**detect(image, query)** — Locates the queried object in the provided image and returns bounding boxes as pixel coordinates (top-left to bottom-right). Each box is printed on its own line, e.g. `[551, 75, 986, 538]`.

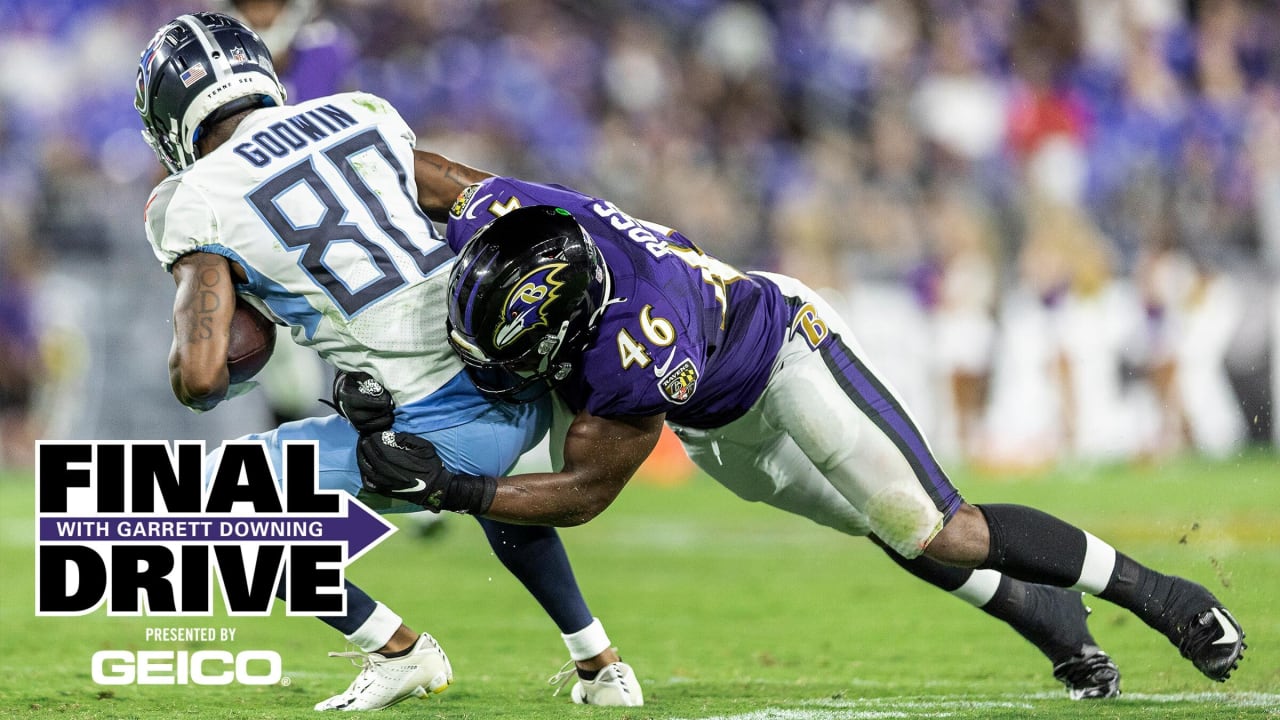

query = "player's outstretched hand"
[357, 431, 498, 515]
[332, 371, 396, 433]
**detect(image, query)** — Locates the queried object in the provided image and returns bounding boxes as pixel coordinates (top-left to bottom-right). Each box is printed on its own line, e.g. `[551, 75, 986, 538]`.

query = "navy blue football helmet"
[447, 205, 609, 401]
[135, 12, 285, 173]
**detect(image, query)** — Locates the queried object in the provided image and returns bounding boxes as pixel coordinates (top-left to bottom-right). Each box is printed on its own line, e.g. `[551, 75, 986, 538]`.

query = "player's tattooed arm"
[486, 411, 666, 526]
[168, 252, 236, 411]
[412, 150, 493, 221]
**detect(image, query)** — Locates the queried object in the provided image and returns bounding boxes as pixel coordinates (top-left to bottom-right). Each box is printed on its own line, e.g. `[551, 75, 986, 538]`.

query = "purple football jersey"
[446, 177, 789, 427]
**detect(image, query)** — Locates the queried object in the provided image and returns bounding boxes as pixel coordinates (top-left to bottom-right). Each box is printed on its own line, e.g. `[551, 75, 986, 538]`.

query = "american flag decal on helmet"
[180, 62, 207, 87]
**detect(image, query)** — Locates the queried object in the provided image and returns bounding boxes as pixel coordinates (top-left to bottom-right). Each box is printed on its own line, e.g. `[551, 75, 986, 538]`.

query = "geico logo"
[91, 650, 282, 685]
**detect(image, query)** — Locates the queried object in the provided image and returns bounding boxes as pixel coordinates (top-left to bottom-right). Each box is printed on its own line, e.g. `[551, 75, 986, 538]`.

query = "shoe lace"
[547, 659, 577, 697]
[328, 648, 379, 683]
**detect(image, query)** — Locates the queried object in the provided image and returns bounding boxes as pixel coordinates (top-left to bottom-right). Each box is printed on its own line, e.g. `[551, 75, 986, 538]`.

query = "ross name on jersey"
[232, 104, 359, 168]
[590, 200, 674, 260]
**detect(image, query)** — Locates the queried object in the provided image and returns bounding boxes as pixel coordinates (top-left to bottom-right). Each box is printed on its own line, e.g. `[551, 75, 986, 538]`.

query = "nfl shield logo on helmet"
[658, 358, 699, 404]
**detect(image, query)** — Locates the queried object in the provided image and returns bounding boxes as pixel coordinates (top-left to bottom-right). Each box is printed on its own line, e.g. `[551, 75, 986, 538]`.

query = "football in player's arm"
[352, 159, 1247, 699]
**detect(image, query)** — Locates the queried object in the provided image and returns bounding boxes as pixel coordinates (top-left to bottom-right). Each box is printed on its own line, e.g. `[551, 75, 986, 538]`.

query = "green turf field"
[1, 453, 1277, 719]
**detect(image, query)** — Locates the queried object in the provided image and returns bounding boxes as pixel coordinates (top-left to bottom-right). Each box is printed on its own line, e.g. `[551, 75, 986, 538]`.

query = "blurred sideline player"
[357, 166, 1247, 697]
[136, 13, 640, 710]
[219, 0, 356, 102]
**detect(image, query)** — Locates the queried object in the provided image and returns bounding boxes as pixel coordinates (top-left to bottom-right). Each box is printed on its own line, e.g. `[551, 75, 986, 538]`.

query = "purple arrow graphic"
[341, 497, 397, 561]
[38, 497, 396, 562]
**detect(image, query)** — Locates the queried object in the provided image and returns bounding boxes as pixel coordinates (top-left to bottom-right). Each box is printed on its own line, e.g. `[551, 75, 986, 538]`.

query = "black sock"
[379, 643, 416, 659]
[982, 576, 1094, 665]
[576, 667, 600, 681]
[978, 504, 1213, 643]
[878, 538, 1091, 665]
[1098, 552, 1214, 640]
[977, 504, 1088, 587]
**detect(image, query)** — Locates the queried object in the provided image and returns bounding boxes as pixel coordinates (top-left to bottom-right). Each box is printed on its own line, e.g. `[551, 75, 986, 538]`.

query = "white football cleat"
[549, 660, 644, 706]
[314, 633, 453, 711]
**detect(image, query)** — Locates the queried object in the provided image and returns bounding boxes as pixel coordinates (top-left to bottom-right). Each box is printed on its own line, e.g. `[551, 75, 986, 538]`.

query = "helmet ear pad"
[135, 12, 286, 173]
[446, 205, 608, 401]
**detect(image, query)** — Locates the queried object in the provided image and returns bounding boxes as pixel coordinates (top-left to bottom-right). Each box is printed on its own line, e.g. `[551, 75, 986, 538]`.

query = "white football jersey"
[144, 92, 460, 406]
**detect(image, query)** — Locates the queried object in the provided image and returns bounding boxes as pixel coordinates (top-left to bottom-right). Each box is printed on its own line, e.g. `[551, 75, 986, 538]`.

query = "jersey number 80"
[247, 129, 450, 316]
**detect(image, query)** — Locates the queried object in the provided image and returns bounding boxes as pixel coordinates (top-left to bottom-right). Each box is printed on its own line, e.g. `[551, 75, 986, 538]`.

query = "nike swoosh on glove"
[356, 431, 450, 508]
[356, 431, 498, 515]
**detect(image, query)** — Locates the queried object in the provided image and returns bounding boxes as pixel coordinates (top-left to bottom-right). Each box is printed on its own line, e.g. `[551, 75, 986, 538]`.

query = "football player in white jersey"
[136, 13, 641, 711]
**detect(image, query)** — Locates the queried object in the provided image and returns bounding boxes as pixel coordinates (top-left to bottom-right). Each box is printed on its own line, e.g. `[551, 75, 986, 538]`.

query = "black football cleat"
[1178, 607, 1246, 681]
[1052, 644, 1121, 700]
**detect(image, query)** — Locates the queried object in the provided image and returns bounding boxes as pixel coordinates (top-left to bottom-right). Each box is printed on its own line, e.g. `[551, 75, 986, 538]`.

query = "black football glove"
[356, 430, 497, 515]
[330, 371, 396, 433]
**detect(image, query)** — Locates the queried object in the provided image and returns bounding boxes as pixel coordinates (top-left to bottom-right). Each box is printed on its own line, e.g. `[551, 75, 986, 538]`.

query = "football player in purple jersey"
[353, 155, 1247, 699]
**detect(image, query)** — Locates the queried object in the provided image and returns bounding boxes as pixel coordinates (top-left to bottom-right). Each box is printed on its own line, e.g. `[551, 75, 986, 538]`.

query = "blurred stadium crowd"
[1, 0, 1278, 470]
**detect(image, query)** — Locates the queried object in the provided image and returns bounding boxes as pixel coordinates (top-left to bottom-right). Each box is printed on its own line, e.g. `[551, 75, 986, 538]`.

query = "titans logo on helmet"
[493, 262, 569, 349]
[136, 32, 165, 114]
